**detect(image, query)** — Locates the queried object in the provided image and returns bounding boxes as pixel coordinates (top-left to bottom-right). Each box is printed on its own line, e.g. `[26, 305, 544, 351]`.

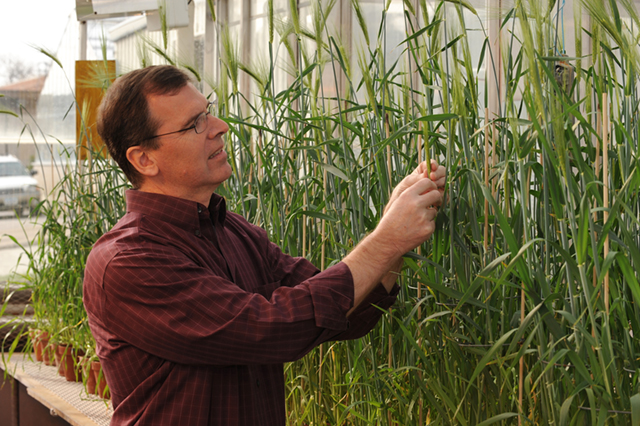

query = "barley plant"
[214, 0, 640, 424]
[1, 62, 126, 365]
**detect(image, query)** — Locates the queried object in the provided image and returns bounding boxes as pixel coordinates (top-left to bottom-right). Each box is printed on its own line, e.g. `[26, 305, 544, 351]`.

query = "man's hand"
[374, 177, 442, 257]
[377, 160, 446, 291]
[344, 165, 445, 312]
[384, 160, 446, 215]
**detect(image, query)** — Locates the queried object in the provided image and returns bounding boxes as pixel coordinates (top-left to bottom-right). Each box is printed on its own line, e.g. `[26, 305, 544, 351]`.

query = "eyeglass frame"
[142, 101, 216, 141]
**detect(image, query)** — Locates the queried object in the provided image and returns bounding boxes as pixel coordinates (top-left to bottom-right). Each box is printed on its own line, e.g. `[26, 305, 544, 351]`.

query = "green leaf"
[0, 109, 18, 117]
[575, 196, 590, 265]
[566, 352, 595, 385]
[415, 113, 458, 122]
[443, 0, 477, 16]
[617, 253, 640, 308]
[301, 210, 338, 222]
[631, 393, 640, 426]
[399, 19, 442, 45]
[454, 329, 518, 420]
[321, 163, 350, 182]
[559, 395, 575, 426]
[475, 413, 518, 426]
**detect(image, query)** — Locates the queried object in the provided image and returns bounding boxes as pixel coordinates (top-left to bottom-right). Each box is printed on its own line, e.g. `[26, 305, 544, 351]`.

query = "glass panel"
[194, 0, 206, 36]
[249, 16, 266, 103]
[248, 15, 286, 94]
[251, 0, 267, 15]
[252, 0, 290, 16]
[298, 5, 337, 100]
[228, 24, 242, 52]
[277, 0, 291, 12]
[352, 0, 405, 65]
[229, 0, 242, 23]
[250, 16, 268, 64]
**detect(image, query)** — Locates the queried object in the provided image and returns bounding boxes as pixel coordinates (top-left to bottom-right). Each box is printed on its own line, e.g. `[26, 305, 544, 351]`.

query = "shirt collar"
[125, 190, 227, 228]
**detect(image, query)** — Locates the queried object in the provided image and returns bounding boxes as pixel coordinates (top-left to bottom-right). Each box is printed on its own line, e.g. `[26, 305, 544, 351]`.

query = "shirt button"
[195, 229, 202, 237]
[198, 207, 202, 214]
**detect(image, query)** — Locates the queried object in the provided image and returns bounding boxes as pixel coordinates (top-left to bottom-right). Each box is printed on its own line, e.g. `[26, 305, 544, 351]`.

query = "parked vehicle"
[0, 155, 41, 217]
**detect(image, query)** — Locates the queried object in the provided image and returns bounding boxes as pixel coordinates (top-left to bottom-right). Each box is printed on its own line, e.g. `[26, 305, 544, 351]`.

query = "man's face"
[144, 83, 232, 204]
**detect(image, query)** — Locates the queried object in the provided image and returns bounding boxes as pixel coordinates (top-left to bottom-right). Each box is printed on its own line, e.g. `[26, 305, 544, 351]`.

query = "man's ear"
[126, 146, 159, 178]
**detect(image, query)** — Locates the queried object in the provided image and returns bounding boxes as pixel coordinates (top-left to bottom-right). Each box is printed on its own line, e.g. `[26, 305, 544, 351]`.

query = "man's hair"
[97, 65, 192, 188]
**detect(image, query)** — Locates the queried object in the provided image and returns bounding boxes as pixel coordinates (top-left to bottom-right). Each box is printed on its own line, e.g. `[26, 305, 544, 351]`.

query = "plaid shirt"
[83, 190, 398, 426]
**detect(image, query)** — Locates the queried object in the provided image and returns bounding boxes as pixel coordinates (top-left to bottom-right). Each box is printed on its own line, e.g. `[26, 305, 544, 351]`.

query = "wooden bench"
[0, 353, 112, 426]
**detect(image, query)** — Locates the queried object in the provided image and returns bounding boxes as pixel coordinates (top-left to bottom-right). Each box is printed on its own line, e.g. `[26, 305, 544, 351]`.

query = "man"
[83, 65, 445, 425]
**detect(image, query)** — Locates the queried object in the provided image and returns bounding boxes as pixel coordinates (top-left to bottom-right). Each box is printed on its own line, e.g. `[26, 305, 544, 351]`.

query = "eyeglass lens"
[194, 102, 214, 134]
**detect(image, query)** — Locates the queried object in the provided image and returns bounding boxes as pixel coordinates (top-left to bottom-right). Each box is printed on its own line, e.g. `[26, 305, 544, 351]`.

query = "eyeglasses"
[143, 101, 215, 141]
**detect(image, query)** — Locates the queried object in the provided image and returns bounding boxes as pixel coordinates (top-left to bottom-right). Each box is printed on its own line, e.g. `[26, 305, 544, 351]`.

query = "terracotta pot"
[58, 345, 84, 382]
[80, 357, 97, 395]
[40, 334, 53, 366]
[30, 330, 43, 362]
[91, 361, 110, 399]
[54, 344, 65, 376]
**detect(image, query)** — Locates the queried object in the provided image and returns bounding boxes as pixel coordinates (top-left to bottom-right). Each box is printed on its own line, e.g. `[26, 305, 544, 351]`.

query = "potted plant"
[79, 346, 97, 395]
[90, 357, 110, 399]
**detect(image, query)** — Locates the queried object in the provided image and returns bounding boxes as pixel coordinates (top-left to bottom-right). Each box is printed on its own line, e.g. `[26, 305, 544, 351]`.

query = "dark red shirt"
[83, 190, 398, 426]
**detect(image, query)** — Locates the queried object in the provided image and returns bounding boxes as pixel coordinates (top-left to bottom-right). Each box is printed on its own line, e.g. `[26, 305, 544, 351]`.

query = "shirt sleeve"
[261, 236, 399, 342]
[97, 245, 354, 367]
[335, 282, 399, 341]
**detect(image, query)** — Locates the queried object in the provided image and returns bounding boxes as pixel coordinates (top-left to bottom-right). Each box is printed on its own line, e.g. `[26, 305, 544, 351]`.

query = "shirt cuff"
[350, 282, 399, 317]
[369, 282, 400, 305]
[307, 262, 354, 331]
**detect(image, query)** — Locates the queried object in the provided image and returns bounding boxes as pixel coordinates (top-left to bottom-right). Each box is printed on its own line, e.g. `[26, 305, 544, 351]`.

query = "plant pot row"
[30, 330, 109, 399]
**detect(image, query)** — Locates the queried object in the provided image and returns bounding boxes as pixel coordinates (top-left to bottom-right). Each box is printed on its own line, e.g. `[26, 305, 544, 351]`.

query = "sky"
[0, 0, 76, 85]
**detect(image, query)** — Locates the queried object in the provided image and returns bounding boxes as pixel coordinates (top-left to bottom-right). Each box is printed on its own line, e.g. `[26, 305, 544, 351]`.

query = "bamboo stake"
[388, 315, 393, 371]
[417, 123, 423, 319]
[318, 163, 327, 410]
[592, 103, 601, 334]
[317, 115, 331, 407]
[603, 92, 610, 314]
[385, 112, 393, 425]
[417, 120, 425, 426]
[423, 115, 431, 168]
[417, 121, 422, 162]
[321, 179, 327, 273]
[248, 133, 254, 196]
[388, 316, 393, 426]
[491, 120, 497, 212]
[593, 106, 601, 297]
[256, 130, 263, 215]
[386, 113, 392, 197]
[519, 280, 525, 420]
[302, 193, 307, 258]
[302, 131, 308, 258]
[484, 108, 490, 254]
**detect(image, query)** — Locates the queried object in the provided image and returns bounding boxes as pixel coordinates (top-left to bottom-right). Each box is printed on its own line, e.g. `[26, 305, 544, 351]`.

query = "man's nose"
[207, 115, 229, 137]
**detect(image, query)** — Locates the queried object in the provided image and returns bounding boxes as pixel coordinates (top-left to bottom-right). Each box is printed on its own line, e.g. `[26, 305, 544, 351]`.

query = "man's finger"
[426, 206, 438, 221]
[421, 187, 443, 208]
[409, 177, 438, 198]
[430, 164, 446, 184]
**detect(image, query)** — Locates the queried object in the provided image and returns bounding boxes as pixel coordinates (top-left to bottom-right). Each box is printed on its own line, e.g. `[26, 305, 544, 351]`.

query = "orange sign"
[75, 60, 116, 160]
